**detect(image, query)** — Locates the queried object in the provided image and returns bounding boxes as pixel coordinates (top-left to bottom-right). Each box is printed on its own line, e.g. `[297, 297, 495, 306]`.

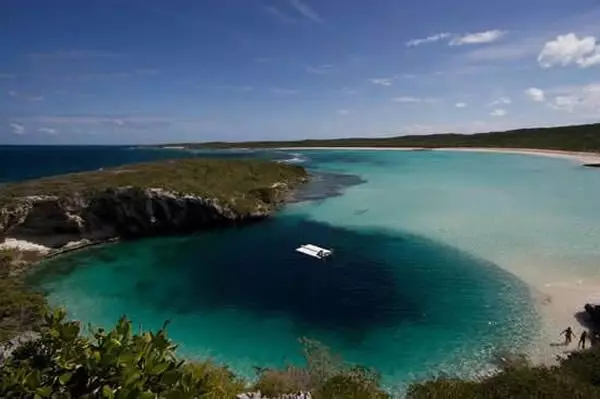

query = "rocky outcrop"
[0, 185, 296, 250]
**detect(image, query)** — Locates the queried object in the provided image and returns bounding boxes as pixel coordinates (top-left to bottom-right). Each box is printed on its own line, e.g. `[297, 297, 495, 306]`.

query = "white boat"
[296, 244, 333, 259]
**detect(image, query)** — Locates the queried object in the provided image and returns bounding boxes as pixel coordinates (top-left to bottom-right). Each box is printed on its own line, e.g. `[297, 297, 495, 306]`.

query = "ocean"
[4, 146, 600, 393]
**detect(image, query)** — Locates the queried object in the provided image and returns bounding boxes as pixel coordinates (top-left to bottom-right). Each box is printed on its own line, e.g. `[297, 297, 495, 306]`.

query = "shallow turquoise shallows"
[30, 150, 600, 392]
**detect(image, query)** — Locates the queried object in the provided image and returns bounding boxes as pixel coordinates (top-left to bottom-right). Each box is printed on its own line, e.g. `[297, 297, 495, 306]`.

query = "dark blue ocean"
[0, 145, 286, 183]
[7, 146, 600, 392]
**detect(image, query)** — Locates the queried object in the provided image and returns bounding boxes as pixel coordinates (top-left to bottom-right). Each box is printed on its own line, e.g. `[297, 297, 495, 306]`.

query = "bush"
[0, 309, 245, 398]
[253, 339, 389, 399]
[560, 344, 600, 387]
[407, 350, 600, 399]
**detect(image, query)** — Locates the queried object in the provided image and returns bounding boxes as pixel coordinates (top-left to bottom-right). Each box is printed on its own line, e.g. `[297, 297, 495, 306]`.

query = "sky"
[1, 0, 599, 145]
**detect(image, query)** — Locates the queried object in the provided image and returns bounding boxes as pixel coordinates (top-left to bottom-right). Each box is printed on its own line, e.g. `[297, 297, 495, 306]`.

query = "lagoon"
[24, 148, 600, 391]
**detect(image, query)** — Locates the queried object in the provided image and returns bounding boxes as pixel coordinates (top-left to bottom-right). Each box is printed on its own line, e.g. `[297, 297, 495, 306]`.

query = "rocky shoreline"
[0, 159, 307, 259]
[1, 187, 288, 252]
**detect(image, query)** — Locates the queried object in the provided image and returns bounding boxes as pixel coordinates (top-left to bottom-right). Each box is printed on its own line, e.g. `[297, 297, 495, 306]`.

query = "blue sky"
[1, 0, 599, 144]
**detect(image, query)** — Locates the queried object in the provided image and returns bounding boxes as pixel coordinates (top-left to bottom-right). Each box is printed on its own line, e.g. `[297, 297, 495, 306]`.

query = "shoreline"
[272, 146, 600, 164]
[275, 145, 600, 365]
[4, 148, 599, 371]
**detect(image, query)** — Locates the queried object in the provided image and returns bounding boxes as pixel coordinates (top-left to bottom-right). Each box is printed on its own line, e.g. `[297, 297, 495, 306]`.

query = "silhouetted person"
[561, 326, 574, 345]
[579, 330, 588, 349]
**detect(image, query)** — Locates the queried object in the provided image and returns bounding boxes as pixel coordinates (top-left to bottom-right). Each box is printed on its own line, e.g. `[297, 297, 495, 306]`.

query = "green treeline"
[177, 123, 600, 152]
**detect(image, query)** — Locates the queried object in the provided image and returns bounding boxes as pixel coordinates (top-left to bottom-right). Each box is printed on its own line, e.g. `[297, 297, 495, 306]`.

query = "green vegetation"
[0, 309, 246, 398]
[407, 353, 600, 398]
[172, 122, 600, 152]
[0, 249, 47, 342]
[0, 158, 307, 213]
[253, 338, 387, 398]
[1, 310, 388, 398]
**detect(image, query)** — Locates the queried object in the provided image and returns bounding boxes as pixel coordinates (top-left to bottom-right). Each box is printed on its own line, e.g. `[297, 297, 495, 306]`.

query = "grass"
[0, 158, 307, 213]
[167, 122, 600, 152]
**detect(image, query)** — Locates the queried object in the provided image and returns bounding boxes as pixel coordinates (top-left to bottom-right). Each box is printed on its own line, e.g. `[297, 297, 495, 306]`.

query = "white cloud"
[306, 64, 333, 74]
[450, 30, 506, 46]
[7, 90, 18, 97]
[406, 32, 450, 47]
[74, 72, 131, 80]
[289, 0, 324, 24]
[461, 40, 541, 61]
[552, 96, 579, 112]
[12, 116, 200, 128]
[340, 87, 358, 95]
[134, 69, 160, 76]
[581, 52, 600, 68]
[28, 50, 124, 59]
[538, 33, 600, 68]
[392, 96, 421, 103]
[264, 6, 296, 24]
[392, 96, 439, 103]
[393, 119, 537, 135]
[271, 88, 298, 95]
[455, 102, 467, 108]
[218, 85, 254, 92]
[489, 97, 512, 106]
[9, 123, 25, 135]
[38, 127, 57, 135]
[29, 95, 44, 102]
[549, 83, 600, 113]
[490, 108, 507, 117]
[368, 77, 394, 86]
[525, 87, 545, 102]
[337, 109, 349, 115]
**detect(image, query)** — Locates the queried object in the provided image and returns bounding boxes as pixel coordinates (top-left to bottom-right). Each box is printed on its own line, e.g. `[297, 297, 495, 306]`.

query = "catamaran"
[295, 244, 333, 259]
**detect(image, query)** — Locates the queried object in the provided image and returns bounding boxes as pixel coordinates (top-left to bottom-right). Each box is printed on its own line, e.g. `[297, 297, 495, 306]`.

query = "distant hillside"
[170, 123, 600, 152]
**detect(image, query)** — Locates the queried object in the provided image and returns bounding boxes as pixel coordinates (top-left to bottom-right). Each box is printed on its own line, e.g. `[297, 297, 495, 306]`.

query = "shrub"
[254, 339, 389, 399]
[0, 309, 245, 398]
[407, 353, 600, 399]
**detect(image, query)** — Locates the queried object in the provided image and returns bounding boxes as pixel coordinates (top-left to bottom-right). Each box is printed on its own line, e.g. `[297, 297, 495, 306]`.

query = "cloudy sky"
[1, 0, 599, 144]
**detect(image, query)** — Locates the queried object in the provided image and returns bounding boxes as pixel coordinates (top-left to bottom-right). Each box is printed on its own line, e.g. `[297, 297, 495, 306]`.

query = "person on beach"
[578, 330, 588, 349]
[561, 326, 574, 345]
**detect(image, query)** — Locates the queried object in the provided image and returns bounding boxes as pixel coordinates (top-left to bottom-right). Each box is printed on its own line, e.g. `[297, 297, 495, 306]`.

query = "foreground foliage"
[253, 339, 388, 398]
[1, 309, 388, 398]
[407, 347, 600, 399]
[0, 309, 246, 398]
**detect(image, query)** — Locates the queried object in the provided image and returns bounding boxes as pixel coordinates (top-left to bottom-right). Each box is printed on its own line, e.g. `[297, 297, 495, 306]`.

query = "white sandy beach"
[434, 147, 600, 165]
[277, 146, 600, 165]
[503, 254, 600, 364]
[0, 238, 50, 254]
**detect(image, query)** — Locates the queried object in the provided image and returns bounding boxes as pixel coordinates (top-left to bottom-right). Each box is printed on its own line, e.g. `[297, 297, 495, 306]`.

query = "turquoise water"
[30, 150, 600, 392]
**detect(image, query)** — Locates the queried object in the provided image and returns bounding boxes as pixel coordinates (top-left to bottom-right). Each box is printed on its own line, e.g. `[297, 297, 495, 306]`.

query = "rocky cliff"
[0, 159, 307, 250]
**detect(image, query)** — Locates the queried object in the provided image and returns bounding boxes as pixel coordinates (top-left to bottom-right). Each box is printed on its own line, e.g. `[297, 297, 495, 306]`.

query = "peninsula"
[0, 158, 306, 343]
[0, 158, 307, 253]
